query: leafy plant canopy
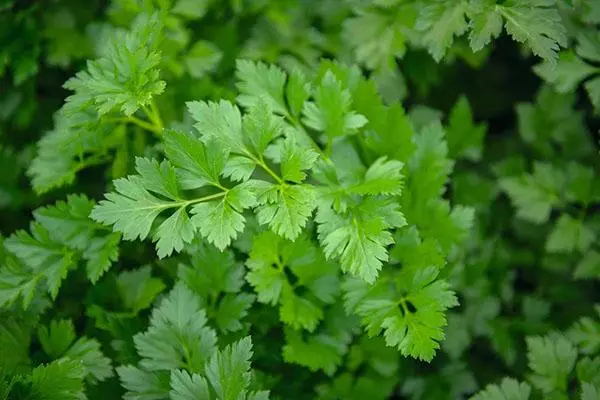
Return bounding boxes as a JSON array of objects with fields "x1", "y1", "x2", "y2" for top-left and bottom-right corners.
[{"x1": 0, "y1": 0, "x2": 599, "y2": 399}]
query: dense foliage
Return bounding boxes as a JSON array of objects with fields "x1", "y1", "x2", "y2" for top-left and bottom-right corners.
[{"x1": 1, "y1": 0, "x2": 599, "y2": 399}]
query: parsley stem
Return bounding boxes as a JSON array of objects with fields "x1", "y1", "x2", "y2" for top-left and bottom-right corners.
[
  {"x1": 128, "y1": 116, "x2": 162, "y2": 134},
  {"x1": 181, "y1": 191, "x2": 227, "y2": 207},
  {"x1": 74, "y1": 153, "x2": 110, "y2": 172},
  {"x1": 257, "y1": 158, "x2": 285, "y2": 185},
  {"x1": 150, "y1": 191, "x2": 228, "y2": 212},
  {"x1": 244, "y1": 151, "x2": 285, "y2": 184},
  {"x1": 142, "y1": 101, "x2": 164, "y2": 133},
  {"x1": 149, "y1": 100, "x2": 164, "y2": 131},
  {"x1": 106, "y1": 116, "x2": 163, "y2": 135}
]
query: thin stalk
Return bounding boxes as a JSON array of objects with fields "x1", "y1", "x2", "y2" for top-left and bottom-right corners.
[
  {"x1": 257, "y1": 157, "x2": 285, "y2": 185},
  {"x1": 104, "y1": 116, "x2": 162, "y2": 135},
  {"x1": 128, "y1": 115, "x2": 162, "y2": 135},
  {"x1": 149, "y1": 100, "x2": 164, "y2": 131}
]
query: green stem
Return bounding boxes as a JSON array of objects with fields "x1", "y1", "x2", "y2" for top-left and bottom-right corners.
[
  {"x1": 180, "y1": 191, "x2": 227, "y2": 208},
  {"x1": 74, "y1": 153, "x2": 110, "y2": 173},
  {"x1": 243, "y1": 151, "x2": 285, "y2": 185},
  {"x1": 144, "y1": 191, "x2": 228, "y2": 214},
  {"x1": 149, "y1": 100, "x2": 164, "y2": 131},
  {"x1": 257, "y1": 157, "x2": 285, "y2": 185},
  {"x1": 128, "y1": 116, "x2": 162, "y2": 134},
  {"x1": 104, "y1": 116, "x2": 162, "y2": 135},
  {"x1": 325, "y1": 136, "x2": 333, "y2": 157}
]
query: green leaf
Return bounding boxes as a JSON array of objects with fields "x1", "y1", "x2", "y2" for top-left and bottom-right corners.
[
  {"x1": 63, "y1": 337, "x2": 113, "y2": 382},
  {"x1": 0, "y1": 254, "x2": 39, "y2": 309},
  {"x1": 446, "y1": 96, "x2": 487, "y2": 161},
  {"x1": 37, "y1": 318, "x2": 113, "y2": 383},
  {"x1": 584, "y1": 77, "x2": 600, "y2": 113},
  {"x1": 526, "y1": 334, "x2": 577, "y2": 393},
  {"x1": 33, "y1": 194, "x2": 97, "y2": 250},
  {"x1": 546, "y1": 214, "x2": 595, "y2": 253},
  {"x1": 497, "y1": 0, "x2": 567, "y2": 65},
  {"x1": 286, "y1": 68, "x2": 311, "y2": 118},
  {"x1": 83, "y1": 232, "x2": 120, "y2": 283},
  {"x1": 236, "y1": 60, "x2": 287, "y2": 116},
  {"x1": 164, "y1": 129, "x2": 228, "y2": 189},
  {"x1": 282, "y1": 140, "x2": 320, "y2": 184},
  {"x1": 191, "y1": 184, "x2": 256, "y2": 250},
  {"x1": 90, "y1": 175, "x2": 172, "y2": 242},
  {"x1": 576, "y1": 356, "x2": 600, "y2": 388},
  {"x1": 568, "y1": 312, "x2": 600, "y2": 355},
  {"x1": 136, "y1": 157, "x2": 181, "y2": 201},
  {"x1": 245, "y1": 232, "x2": 286, "y2": 305},
  {"x1": 4, "y1": 223, "x2": 75, "y2": 304},
  {"x1": 347, "y1": 266, "x2": 458, "y2": 362},
  {"x1": 343, "y1": 6, "x2": 410, "y2": 70},
  {"x1": 253, "y1": 182, "x2": 316, "y2": 240},
  {"x1": 187, "y1": 100, "x2": 245, "y2": 154},
  {"x1": 90, "y1": 166, "x2": 196, "y2": 258},
  {"x1": 133, "y1": 284, "x2": 217, "y2": 372},
  {"x1": 317, "y1": 197, "x2": 406, "y2": 283},
  {"x1": 205, "y1": 337, "x2": 253, "y2": 400},
  {"x1": 353, "y1": 79, "x2": 415, "y2": 162},
  {"x1": 582, "y1": 383, "x2": 600, "y2": 400},
  {"x1": 30, "y1": 359, "x2": 86, "y2": 400},
  {"x1": 27, "y1": 113, "x2": 104, "y2": 195},
  {"x1": 574, "y1": 250, "x2": 600, "y2": 280},
  {"x1": 416, "y1": 0, "x2": 469, "y2": 62},
  {"x1": 470, "y1": 378, "x2": 531, "y2": 400},
  {"x1": 350, "y1": 157, "x2": 404, "y2": 196},
  {"x1": 279, "y1": 285, "x2": 323, "y2": 332},
  {"x1": 468, "y1": 0, "x2": 504, "y2": 52},
  {"x1": 178, "y1": 243, "x2": 244, "y2": 298},
  {"x1": 0, "y1": 315, "x2": 32, "y2": 373},
  {"x1": 63, "y1": 13, "x2": 165, "y2": 116},
  {"x1": 214, "y1": 293, "x2": 255, "y2": 333},
  {"x1": 443, "y1": 313, "x2": 471, "y2": 360},
  {"x1": 283, "y1": 327, "x2": 343, "y2": 376},
  {"x1": 117, "y1": 265, "x2": 166, "y2": 313},
  {"x1": 242, "y1": 99, "x2": 285, "y2": 157},
  {"x1": 534, "y1": 51, "x2": 598, "y2": 93},
  {"x1": 184, "y1": 40, "x2": 222, "y2": 79},
  {"x1": 118, "y1": 365, "x2": 170, "y2": 400},
  {"x1": 302, "y1": 71, "x2": 367, "y2": 145},
  {"x1": 407, "y1": 122, "x2": 454, "y2": 202},
  {"x1": 499, "y1": 162, "x2": 564, "y2": 224},
  {"x1": 38, "y1": 319, "x2": 76, "y2": 359},
  {"x1": 169, "y1": 370, "x2": 210, "y2": 400},
  {"x1": 246, "y1": 232, "x2": 337, "y2": 331},
  {"x1": 154, "y1": 207, "x2": 195, "y2": 258},
  {"x1": 222, "y1": 156, "x2": 256, "y2": 183}
]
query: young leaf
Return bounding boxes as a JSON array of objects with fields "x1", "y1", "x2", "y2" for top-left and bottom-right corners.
[
  {"x1": 63, "y1": 13, "x2": 165, "y2": 116},
  {"x1": 170, "y1": 369, "x2": 210, "y2": 400},
  {"x1": 205, "y1": 337, "x2": 253, "y2": 400},
  {"x1": 446, "y1": 96, "x2": 487, "y2": 161},
  {"x1": 3, "y1": 223, "x2": 75, "y2": 305},
  {"x1": 191, "y1": 183, "x2": 256, "y2": 250},
  {"x1": 253, "y1": 182, "x2": 316, "y2": 241},
  {"x1": 29, "y1": 359, "x2": 86, "y2": 400},
  {"x1": 470, "y1": 378, "x2": 531, "y2": 400},
  {"x1": 302, "y1": 71, "x2": 367, "y2": 145},
  {"x1": 497, "y1": 0, "x2": 567, "y2": 65},
  {"x1": 416, "y1": 0, "x2": 469, "y2": 62},
  {"x1": 132, "y1": 284, "x2": 217, "y2": 372},
  {"x1": 526, "y1": 334, "x2": 577, "y2": 393},
  {"x1": 236, "y1": 60, "x2": 287, "y2": 116},
  {"x1": 317, "y1": 197, "x2": 406, "y2": 283}
]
